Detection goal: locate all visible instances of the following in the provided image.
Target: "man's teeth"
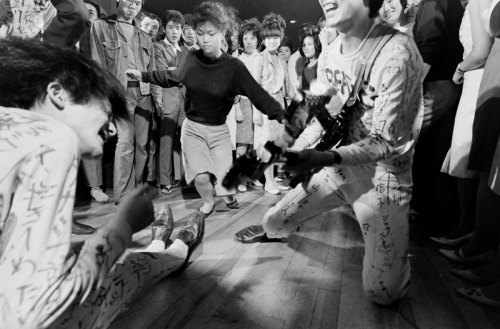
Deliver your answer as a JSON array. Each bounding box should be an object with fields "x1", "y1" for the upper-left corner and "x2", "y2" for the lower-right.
[{"x1": 324, "y1": 2, "x2": 338, "y2": 11}]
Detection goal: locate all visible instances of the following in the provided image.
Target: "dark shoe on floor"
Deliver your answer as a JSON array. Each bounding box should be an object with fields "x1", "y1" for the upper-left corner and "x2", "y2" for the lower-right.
[
  {"x1": 176, "y1": 210, "x2": 205, "y2": 259},
  {"x1": 234, "y1": 225, "x2": 282, "y2": 243},
  {"x1": 225, "y1": 199, "x2": 239, "y2": 209},
  {"x1": 457, "y1": 287, "x2": 500, "y2": 307},
  {"x1": 450, "y1": 268, "x2": 498, "y2": 285},
  {"x1": 151, "y1": 206, "x2": 175, "y2": 245},
  {"x1": 429, "y1": 232, "x2": 473, "y2": 248},
  {"x1": 72, "y1": 221, "x2": 96, "y2": 235}
]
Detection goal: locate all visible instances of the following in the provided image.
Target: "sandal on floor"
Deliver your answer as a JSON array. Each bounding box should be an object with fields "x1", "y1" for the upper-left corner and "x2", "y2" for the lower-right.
[
  {"x1": 225, "y1": 199, "x2": 239, "y2": 209},
  {"x1": 439, "y1": 248, "x2": 495, "y2": 266},
  {"x1": 457, "y1": 287, "x2": 500, "y2": 307}
]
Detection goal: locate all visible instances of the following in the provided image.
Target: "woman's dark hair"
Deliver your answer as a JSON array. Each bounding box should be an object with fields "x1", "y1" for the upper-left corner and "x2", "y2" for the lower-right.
[
  {"x1": 0, "y1": 38, "x2": 128, "y2": 121},
  {"x1": 261, "y1": 12, "x2": 286, "y2": 39},
  {"x1": 238, "y1": 18, "x2": 262, "y2": 49},
  {"x1": 162, "y1": 9, "x2": 184, "y2": 28},
  {"x1": 193, "y1": 1, "x2": 230, "y2": 32},
  {"x1": 367, "y1": 0, "x2": 385, "y2": 18},
  {"x1": 298, "y1": 23, "x2": 321, "y2": 58}
]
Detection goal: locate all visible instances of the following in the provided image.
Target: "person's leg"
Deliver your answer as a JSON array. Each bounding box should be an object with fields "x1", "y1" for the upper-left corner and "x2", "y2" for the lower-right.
[
  {"x1": 194, "y1": 173, "x2": 216, "y2": 214},
  {"x1": 51, "y1": 241, "x2": 188, "y2": 329},
  {"x1": 262, "y1": 166, "x2": 349, "y2": 239},
  {"x1": 147, "y1": 111, "x2": 159, "y2": 183},
  {"x1": 411, "y1": 80, "x2": 461, "y2": 236},
  {"x1": 113, "y1": 88, "x2": 138, "y2": 202},
  {"x1": 83, "y1": 156, "x2": 108, "y2": 203},
  {"x1": 180, "y1": 119, "x2": 217, "y2": 214},
  {"x1": 82, "y1": 156, "x2": 103, "y2": 189},
  {"x1": 447, "y1": 177, "x2": 479, "y2": 238},
  {"x1": 461, "y1": 172, "x2": 500, "y2": 256},
  {"x1": 264, "y1": 165, "x2": 280, "y2": 194},
  {"x1": 134, "y1": 95, "x2": 152, "y2": 185},
  {"x1": 158, "y1": 111, "x2": 177, "y2": 192},
  {"x1": 207, "y1": 123, "x2": 237, "y2": 206},
  {"x1": 352, "y1": 167, "x2": 412, "y2": 305}
]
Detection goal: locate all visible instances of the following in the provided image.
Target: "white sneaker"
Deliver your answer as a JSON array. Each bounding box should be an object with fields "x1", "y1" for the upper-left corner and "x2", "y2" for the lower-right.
[
  {"x1": 90, "y1": 187, "x2": 109, "y2": 203},
  {"x1": 264, "y1": 183, "x2": 281, "y2": 195},
  {"x1": 238, "y1": 184, "x2": 247, "y2": 192}
]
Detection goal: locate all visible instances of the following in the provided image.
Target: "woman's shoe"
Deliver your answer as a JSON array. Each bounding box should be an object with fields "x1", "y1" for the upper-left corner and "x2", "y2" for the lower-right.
[
  {"x1": 429, "y1": 232, "x2": 473, "y2": 248},
  {"x1": 439, "y1": 248, "x2": 495, "y2": 266},
  {"x1": 450, "y1": 268, "x2": 498, "y2": 285},
  {"x1": 457, "y1": 287, "x2": 500, "y2": 307},
  {"x1": 265, "y1": 183, "x2": 281, "y2": 195},
  {"x1": 225, "y1": 199, "x2": 240, "y2": 209}
]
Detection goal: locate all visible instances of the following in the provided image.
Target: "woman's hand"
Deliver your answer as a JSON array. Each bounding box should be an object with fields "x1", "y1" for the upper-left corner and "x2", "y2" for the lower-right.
[
  {"x1": 125, "y1": 69, "x2": 142, "y2": 81},
  {"x1": 453, "y1": 69, "x2": 464, "y2": 84}
]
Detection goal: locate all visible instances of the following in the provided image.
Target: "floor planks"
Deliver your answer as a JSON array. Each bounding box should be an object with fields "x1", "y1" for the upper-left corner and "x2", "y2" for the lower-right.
[{"x1": 71, "y1": 186, "x2": 500, "y2": 329}]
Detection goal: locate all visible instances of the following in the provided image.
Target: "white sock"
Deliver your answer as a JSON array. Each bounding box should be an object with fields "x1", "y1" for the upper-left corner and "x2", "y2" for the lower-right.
[{"x1": 138, "y1": 239, "x2": 166, "y2": 253}]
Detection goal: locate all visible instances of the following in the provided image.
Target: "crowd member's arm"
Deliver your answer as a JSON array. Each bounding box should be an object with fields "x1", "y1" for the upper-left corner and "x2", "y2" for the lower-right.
[
  {"x1": 44, "y1": 0, "x2": 89, "y2": 48},
  {"x1": 454, "y1": 0, "x2": 494, "y2": 83},
  {"x1": 150, "y1": 43, "x2": 165, "y2": 112},
  {"x1": 233, "y1": 60, "x2": 284, "y2": 122},
  {"x1": 90, "y1": 20, "x2": 106, "y2": 66}
]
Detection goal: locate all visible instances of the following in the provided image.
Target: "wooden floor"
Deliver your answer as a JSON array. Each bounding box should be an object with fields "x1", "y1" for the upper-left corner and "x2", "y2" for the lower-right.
[{"x1": 73, "y1": 186, "x2": 500, "y2": 329}]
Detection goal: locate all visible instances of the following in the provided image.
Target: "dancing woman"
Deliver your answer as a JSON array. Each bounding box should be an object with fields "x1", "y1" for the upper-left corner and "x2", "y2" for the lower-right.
[{"x1": 126, "y1": 1, "x2": 284, "y2": 217}]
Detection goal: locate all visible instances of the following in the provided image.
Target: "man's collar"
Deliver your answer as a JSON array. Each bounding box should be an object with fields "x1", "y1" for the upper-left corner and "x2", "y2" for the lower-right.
[
  {"x1": 163, "y1": 38, "x2": 182, "y2": 52},
  {"x1": 104, "y1": 14, "x2": 139, "y2": 27}
]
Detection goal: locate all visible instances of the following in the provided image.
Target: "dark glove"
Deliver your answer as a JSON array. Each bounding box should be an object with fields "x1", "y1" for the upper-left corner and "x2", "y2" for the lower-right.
[
  {"x1": 283, "y1": 149, "x2": 341, "y2": 174},
  {"x1": 116, "y1": 185, "x2": 156, "y2": 233}
]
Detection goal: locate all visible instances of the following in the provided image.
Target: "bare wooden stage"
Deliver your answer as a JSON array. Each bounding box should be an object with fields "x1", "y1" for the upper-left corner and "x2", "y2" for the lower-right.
[{"x1": 73, "y1": 186, "x2": 500, "y2": 329}]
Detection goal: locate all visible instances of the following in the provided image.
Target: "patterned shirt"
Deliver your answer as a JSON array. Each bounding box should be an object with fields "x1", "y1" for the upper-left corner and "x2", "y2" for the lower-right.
[{"x1": 0, "y1": 107, "x2": 132, "y2": 328}]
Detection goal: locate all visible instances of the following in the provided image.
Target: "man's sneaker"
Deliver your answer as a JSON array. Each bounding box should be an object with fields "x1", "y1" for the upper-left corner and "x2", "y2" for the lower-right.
[{"x1": 90, "y1": 187, "x2": 109, "y2": 203}]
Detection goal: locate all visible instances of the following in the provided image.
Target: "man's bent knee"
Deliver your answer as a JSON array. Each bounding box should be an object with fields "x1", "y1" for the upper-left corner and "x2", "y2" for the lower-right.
[{"x1": 363, "y1": 278, "x2": 409, "y2": 305}]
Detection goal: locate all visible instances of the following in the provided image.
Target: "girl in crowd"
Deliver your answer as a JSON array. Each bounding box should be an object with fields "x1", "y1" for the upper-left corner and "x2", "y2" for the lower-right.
[
  {"x1": 295, "y1": 23, "x2": 322, "y2": 93},
  {"x1": 253, "y1": 12, "x2": 290, "y2": 195},
  {"x1": 278, "y1": 36, "x2": 293, "y2": 64},
  {"x1": 125, "y1": 1, "x2": 284, "y2": 217},
  {"x1": 434, "y1": 0, "x2": 493, "y2": 247},
  {"x1": 378, "y1": 0, "x2": 415, "y2": 34},
  {"x1": 233, "y1": 18, "x2": 265, "y2": 192}
]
